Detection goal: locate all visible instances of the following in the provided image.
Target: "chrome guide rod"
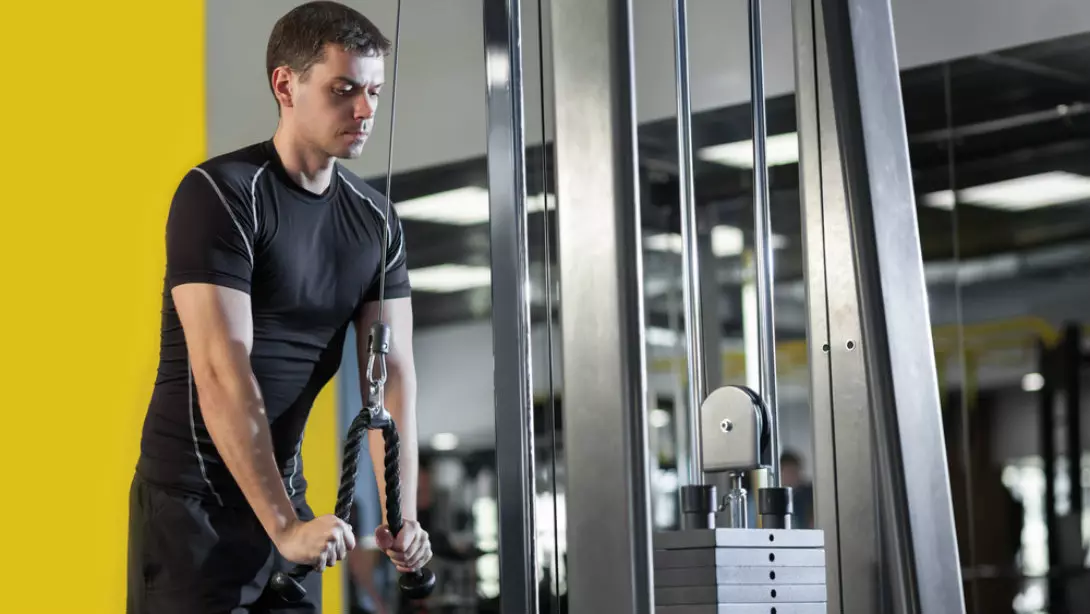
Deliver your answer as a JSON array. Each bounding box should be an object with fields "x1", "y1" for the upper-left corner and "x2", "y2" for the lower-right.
[
  {"x1": 748, "y1": 0, "x2": 781, "y2": 485},
  {"x1": 483, "y1": 0, "x2": 538, "y2": 609},
  {"x1": 672, "y1": 0, "x2": 706, "y2": 486}
]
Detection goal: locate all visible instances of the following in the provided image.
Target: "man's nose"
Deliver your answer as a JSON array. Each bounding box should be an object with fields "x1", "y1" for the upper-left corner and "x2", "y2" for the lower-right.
[{"x1": 355, "y1": 95, "x2": 375, "y2": 120}]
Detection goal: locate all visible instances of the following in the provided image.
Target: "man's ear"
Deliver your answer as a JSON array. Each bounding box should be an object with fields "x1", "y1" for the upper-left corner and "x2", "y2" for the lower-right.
[{"x1": 271, "y1": 66, "x2": 295, "y2": 109}]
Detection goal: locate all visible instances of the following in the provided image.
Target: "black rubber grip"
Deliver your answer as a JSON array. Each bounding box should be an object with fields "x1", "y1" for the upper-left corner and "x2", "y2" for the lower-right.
[
  {"x1": 382, "y1": 422, "x2": 437, "y2": 599},
  {"x1": 269, "y1": 412, "x2": 436, "y2": 602}
]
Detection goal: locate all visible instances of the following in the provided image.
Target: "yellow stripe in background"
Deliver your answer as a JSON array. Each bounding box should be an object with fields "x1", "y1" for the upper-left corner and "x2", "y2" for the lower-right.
[
  {"x1": 303, "y1": 382, "x2": 346, "y2": 612},
  {"x1": 0, "y1": 0, "x2": 341, "y2": 611},
  {"x1": 0, "y1": 1, "x2": 205, "y2": 611}
]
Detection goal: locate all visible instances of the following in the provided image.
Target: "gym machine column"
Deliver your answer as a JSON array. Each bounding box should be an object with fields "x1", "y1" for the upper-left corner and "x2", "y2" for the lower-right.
[
  {"x1": 652, "y1": 0, "x2": 828, "y2": 611},
  {"x1": 551, "y1": 0, "x2": 656, "y2": 610},
  {"x1": 482, "y1": 0, "x2": 538, "y2": 611},
  {"x1": 793, "y1": 0, "x2": 965, "y2": 611}
]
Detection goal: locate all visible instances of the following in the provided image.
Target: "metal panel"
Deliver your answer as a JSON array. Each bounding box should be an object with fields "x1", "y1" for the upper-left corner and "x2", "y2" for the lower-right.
[
  {"x1": 483, "y1": 0, "x2": 538, "y2": 611},
  {"x1": 813, "y1": 1, "x2": 883, "y2": 605},
  {"x1": 654, "y1": 566, "x2": 828, "y2": 587},
  {"x1": 550, "y1": 0, "x2": 654, "y2": 610},
  {"x1": 655, "y1": 584, "x2": 828, "y2": 605},
  {"x1": 792, "y1": 0, "x2": 859, "y2": 611},
  {"x1": 790, "y1": 2, "x2": 843, "y2": 610},
  {"x1": 653, "y1": 528, "x2": 824, "y2": 550},
  {"x1": 655, "y1": 605, "x2": 827, "y2": 614},
  {"x1": 654, "y1": 549, "x2": 826, "y2": 569},
  {"x1": 813, "y1": 0, "x2": 967, "y2": 611}
]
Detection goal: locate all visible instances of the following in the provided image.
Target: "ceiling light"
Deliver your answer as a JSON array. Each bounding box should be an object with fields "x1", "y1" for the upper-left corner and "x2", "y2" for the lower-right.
[
  {"x1": 395, "y1": 186, "x2": 552, "y2": 225},
  {"x1": 923, "y1": 190, "x2": 956, "y2": 210},
  {"x1": 431, "y1": 432, "x2": 459, "y2": 451},
  {"x1": 923, "y1": 172, "x2": 1090, "y2": 212},
  {"x1": 643, "y1": 233, "x2": 685, "y2": 254},
  {"x1": 644, "y1": 225, "x2": 788, "y2": 258},
  {"x1": 712, "y1": 225, "x2": 745, "y2": 256},
  {"x1": 1022, "y1": 373, "x2": 1044, "y2": 393},
  {"x1": 409, "y1": 264, "x2": 491, "y2": 293},
  {"x1": 650, "y1": 409, "x2": 671, "y2": 428},
  {"x1": 646, "y1": 327, "x2": 680, "y2": 347},
  {"x1": 698, "y1": 132, "x2": 800, "y2": 168}
]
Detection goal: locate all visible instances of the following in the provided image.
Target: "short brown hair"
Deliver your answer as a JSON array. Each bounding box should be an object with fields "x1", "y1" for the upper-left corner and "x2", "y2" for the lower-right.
[{"x1": 266, "y1": 1, "x2": 391, "y2": 99}]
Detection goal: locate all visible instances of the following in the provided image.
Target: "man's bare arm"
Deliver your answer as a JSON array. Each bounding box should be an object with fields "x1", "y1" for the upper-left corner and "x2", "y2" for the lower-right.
[
  {"x1": 356, "y1": 297, "x2": 419, "y2": 523},
  {"x1": 172, "y1": 283, "x2": 299, "y2": 541}
]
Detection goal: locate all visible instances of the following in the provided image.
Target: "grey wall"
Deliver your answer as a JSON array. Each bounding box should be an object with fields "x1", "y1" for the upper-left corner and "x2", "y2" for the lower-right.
[{"x1": 206, "y1": 0, "x2": 1090, "y2": 176}]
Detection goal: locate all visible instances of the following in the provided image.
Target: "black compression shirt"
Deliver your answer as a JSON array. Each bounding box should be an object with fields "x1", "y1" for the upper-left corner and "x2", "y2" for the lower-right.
[{"x1": 136, "y1": 140, "x2": 411, "y2": 507}]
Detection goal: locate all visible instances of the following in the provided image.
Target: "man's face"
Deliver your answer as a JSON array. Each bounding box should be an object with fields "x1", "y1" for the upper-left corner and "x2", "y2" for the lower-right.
[{"x1": 288, "y1": 44, "x2": 385, "y2": 159}]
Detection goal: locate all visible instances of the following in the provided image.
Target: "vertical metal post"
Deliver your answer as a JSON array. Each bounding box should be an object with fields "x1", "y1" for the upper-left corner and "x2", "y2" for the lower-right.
[
  {"x1": 1064, "y1": 324, "x2": 1083, "y2": 551},
  {"x1": 832, "y1": 0, "x2": 965, "y2": 608},
  {"x1": 483, "y1": 0, "x2": 538, "y2": 611},
  {"x1": 748, "y1": 0, "x2": 781, "y2": 484},
  {"x1": 1039, "y1": 340, "x2": 1060, "y2": 612},
  {"x1": 552, "y1": 0, "x2": 654, "y2": 610},
  {"x1": 795, "y1": 0, "x2": 966, "y2": 611},
  {"x1": 671, "y1": 0, "x2": 706, "y2": 487},
  {"x1": 794, "y1": 0, "x2": 847, "y2": 606},
  {"x1": 797, "y1": 0, "x2": 878, "y2": 605}
]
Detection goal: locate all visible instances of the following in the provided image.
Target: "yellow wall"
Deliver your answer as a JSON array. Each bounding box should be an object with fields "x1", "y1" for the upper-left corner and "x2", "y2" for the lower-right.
[
  {"x1": 0, "y1": 1, "x2": 341, "y2": 611},
  {"x1": 304, "y1": 382, "x2": 346, "y2": 611}
]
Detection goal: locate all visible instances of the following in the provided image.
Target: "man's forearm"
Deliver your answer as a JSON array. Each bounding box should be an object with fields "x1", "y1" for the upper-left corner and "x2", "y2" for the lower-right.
[
  {"x1": 368, "y1": 363, "x2": 419, "y2": 525},
  {"x1": 195, "y1": 343, "x2": 298, "y2": 542}
]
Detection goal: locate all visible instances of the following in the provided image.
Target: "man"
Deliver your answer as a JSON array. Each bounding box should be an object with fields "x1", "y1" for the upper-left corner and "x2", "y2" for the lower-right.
[{"x1": 127, "y1": 3, "x2": 431, "y2": 612}]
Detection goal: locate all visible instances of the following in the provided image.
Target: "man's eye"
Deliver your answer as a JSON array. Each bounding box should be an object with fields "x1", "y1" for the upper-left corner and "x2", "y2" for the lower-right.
[{"x1": 334, "y1": 86, "x2": 354, "y2": 96}]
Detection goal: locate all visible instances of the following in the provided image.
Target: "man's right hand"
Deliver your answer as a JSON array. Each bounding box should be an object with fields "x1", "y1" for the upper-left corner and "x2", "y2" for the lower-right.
[{"x1": 275, "y1": 515, "x2": 357, "y2": 571}]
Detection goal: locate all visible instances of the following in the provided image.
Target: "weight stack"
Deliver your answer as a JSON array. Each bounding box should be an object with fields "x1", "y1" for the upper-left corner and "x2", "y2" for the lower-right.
[{"x1": 652, "y1": 528, "x2": 828, "y2": 614}]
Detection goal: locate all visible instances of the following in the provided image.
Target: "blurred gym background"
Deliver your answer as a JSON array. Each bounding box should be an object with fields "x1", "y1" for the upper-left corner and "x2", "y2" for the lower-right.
[{"x1": 4, "y1": 1, "x2": 1089, "y2": 612}]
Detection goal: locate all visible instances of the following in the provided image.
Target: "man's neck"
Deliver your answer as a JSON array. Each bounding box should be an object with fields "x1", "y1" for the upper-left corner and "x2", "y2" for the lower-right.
[{"x1": 272, "y1": 127, "x2": 336, "y2": 196}]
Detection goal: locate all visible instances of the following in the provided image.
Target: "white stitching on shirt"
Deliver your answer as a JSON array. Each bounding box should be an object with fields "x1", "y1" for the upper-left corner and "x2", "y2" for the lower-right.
[
  {"x1": 339, "y1": 171, "x2": 404, "y2": 272},
  {"x1": 249, "y1": 162, "x2": 269, "y2": 238},
  {"x1": 189, "y1": 354, "x2": 224, "y2": 506},
  {"x1": 287, "y1": 438, "x2": 302, "y2": 498},
  {"x1": 192, "y1": 167, "x2": 254, "y2": 269}
]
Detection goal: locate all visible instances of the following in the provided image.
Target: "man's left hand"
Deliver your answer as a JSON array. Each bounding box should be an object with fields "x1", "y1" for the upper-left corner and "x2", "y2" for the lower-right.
[{"x1": 375, "y1": 520, "x2": 432, "y2": 573}]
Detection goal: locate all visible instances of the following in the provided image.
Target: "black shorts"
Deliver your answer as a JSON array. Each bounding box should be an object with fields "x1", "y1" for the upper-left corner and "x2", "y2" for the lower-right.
[{"x1": 126, "y1": 474, "x2": 323, "y2": 614}]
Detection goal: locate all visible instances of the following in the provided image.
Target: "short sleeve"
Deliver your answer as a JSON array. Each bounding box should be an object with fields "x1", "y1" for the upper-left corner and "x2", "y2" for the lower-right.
[
  {"x1": 165, "y1": 168, "x2": 256, "y2": 294},
  {"x1": 363, "y1": 205, "x2": 411, "y2": 302}
]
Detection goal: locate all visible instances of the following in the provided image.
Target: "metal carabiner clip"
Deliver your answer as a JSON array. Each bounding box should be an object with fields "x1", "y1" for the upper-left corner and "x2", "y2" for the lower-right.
[{"x1": 365, "y1": 321, "x2": 393, "y2": 423}]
